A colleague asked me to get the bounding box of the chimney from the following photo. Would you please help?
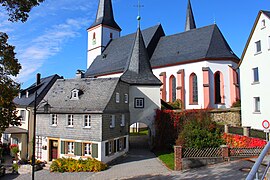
[36,73,41,86]
[76,70,85,79]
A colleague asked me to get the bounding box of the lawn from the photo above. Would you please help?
[130,129,148,136]
[155,151,174,170]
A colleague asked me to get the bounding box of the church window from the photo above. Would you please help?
[92,32,96,45]
[110,33,113,39]
[169,75,176,102]
[255,40,261,54]
[189,73,198,104]
[134,98,144,108]
[214,71,224,104]
[252,67,259,83]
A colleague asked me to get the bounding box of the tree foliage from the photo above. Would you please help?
[0,0,44,132]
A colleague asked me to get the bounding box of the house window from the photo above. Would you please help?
[84,143,91,156]
[84,115,91,128]
[268,36,270,49]
[110,115,115,128]
[118,139,122,151]
[124,94,128,103]
[36,136,42,159]
[67,142,74,154]
[67,115,74,127]
[189,73,198,104]
[71,89,80,100]
[169,75,176,102]
[121,114,125,126]
[253,67,259,83]
[134,98,144,108]
[254,97,260,113]
[51,114,57,126]
[108,141,113,154]
[262,19,266,29]
[116,93,120,103]
[20,110,26,122]
[255,40,262,53]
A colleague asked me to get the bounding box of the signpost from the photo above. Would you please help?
[262,120,270,142]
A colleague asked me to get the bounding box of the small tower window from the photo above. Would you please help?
[110,33,113,39]
[92,32,96,45]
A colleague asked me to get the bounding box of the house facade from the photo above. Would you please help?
[36,78,130,163]
[85,0,240,109]
[2,74,61,159]
[240,10,270,130]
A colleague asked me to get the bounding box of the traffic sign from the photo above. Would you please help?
[262,120,270,129]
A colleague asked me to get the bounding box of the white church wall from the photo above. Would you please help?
[240,13,270,130]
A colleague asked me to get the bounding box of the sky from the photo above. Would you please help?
[0,0,268,88]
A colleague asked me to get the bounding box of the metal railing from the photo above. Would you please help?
[246,141,270,180]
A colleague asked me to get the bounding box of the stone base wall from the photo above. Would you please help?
[210,108,241,126]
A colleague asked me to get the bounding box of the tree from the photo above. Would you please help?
[0,0,44,132]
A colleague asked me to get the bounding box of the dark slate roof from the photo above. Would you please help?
[4,127,28,134]
[85,24,164,77]
[39,78,120,113]
[151,24,239,68]
[88,0,121,31]
[14,74,61,107]
[120,28,161,86]
[262,10,270,18]
[185,0,196,31]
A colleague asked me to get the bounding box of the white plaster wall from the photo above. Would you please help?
[129,86,160,134]
[41,137,48,161]
[153,60,237,109]
[87,26,120,68]
[16,108,30,130]
[240,13,270,130]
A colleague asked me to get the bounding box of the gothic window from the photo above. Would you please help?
[169,75,176,102]
[214,71,224,104]
[189,73,198,104]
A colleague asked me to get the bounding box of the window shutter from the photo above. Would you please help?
[124,137,127,149]
[114,140,117,153]
[74,142,82,156]
[61,141,65,154]
[92,144,98,158]
[105,142,109,156]
[117,139,120,151]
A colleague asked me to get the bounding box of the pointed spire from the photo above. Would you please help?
[120,28,161,85]
[88,0,121,31]
[185,0,196,31]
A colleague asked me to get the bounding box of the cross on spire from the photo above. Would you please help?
[134,0,144,27]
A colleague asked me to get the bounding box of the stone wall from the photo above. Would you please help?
[209,108,241,126]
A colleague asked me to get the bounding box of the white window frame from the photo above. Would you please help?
[254,97,261,113]
[116,92,120,103]
[108,141,113,154]
[36,136,42,159]
[67,142,74,154]
[84,143,91,156]
[110,115,115,128]
[51,114,57,126]
[20,110,26,122]
[252,67,259,83]
[124,94,128,103]
[84,115,91,128]
[119,139,122,151]
[67,114,74,127]
[135,98,144,108]
[71,89,79,100]
[121,114,125,127]
[255,40,262,54]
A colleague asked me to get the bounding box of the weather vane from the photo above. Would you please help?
[134,0,144,27]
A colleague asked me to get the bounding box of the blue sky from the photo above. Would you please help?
[0,0,268,88]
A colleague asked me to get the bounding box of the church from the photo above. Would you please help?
[85,0,240,109]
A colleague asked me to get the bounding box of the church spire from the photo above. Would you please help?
[121,27,161,85]
[88,0,121,31]
[185,0,196,31]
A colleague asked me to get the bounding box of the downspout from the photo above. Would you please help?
[26,107,31,159]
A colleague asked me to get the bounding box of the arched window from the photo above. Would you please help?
[92,32,96,45]
[169,75,176,102]
[189,73,198,104]
[214,71,224,104]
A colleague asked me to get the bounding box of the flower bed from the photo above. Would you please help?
[222,133,267,148]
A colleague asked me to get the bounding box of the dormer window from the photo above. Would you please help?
[71,89,82,100]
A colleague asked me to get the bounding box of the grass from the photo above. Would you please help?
[155,150,174,170]
[130,129,148,136]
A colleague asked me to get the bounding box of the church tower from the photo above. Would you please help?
[185,0,196,31]
[87,0,121,68]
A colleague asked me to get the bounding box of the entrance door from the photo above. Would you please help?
[49,140,58,161]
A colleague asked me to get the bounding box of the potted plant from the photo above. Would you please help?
[10,144,19,161]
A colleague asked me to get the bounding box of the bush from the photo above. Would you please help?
[168,99,182,109]
[176,111,224,149]
[50,158,107,173]
[231,99,241,108]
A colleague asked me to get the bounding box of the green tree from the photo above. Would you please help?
[0,0,44,132]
